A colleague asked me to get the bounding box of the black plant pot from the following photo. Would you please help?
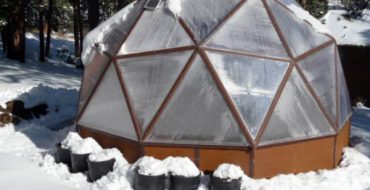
[170,174,200,190]
[87,158,115,182]
[55,143,71,166]
[209,175,241,190]
[134,173,167,190]
[70,152,90,173]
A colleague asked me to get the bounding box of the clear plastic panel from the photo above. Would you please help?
[206,51,289,138]
[205,0,288,58]
[117,50,193,133]
[78,50,110,115]
[147,54,248,146]
[265,0,331,57]
[298,45,336,123]
[78,64,138,141]
[82,0,144,64]
[337,51,352,129]
[179,0,241,43]
[260,68,334,146]
[118,5,193,54]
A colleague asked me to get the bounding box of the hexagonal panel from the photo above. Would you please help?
[259,68,334,146]
[147,54,249,146]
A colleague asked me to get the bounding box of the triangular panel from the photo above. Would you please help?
[260,68,334,146]
[205,0,289,58]
[265,0,331,57]
[78,64,138,141]
[78,50,110,115]
[298,44,336,123]
[118,5,193,54]
[117,50,193,133]
[206,51,289,138]
[337,51,352,129]
[147,54,249,146]
[179,0,241,43]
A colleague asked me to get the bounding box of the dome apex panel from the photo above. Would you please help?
[118,5,193,55]
[298,44,336,124]
[265,0,331,57]
[178,0,241,43]
[116,50,193,135]
[147,54,249,146]
[78,64,138,141]
[204,0,289,58]
[206,51,289,138]
[259,68,335,146]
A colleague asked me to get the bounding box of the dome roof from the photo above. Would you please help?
[77,0,352,148]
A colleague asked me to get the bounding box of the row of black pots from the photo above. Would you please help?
[55,143,115,182]
[134,172,241,190]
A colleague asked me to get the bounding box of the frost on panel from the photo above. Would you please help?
[78,50,110,115]
[265,0,331,57]
[179,0,241,43]
[337,51,352,129]
[206,51,289,138]
[298,45,336,123]
[147,54,248,146]
[82,0,144,65]
[205,0,288,58]
[118,5,193,54]
[117,50,193,133]
[78,64,138,141]
[260,68,334,146]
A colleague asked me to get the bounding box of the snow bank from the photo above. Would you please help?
[88,148,128,165]
[162,157,200,177]
[213,164,244,180]
[133,156,167,176]
[278,0,330,34]
[321,0,370,45]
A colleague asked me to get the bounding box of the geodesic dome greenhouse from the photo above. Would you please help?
[76,0,352,178]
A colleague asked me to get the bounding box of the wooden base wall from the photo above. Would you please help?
[78,121,351,178]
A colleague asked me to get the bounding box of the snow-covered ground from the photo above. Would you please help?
[321,0,370,46]
[0,34,369,189]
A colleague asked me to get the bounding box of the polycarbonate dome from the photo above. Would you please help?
[76,0,352,148]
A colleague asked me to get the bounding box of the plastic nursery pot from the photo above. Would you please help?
[70,152,90,173]
[209,175,241,190]
[55,143,71,166]
[134,172,167,190]
[170,174,201,190]
[87,158,115,182]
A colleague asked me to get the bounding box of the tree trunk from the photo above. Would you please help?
[39,7,45,62]
[87,0,99,31]
[45,0,54,57]
[117,0,129,11]
[72,0,80,57]
[77,0,83,56]
[18,0,26,63]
